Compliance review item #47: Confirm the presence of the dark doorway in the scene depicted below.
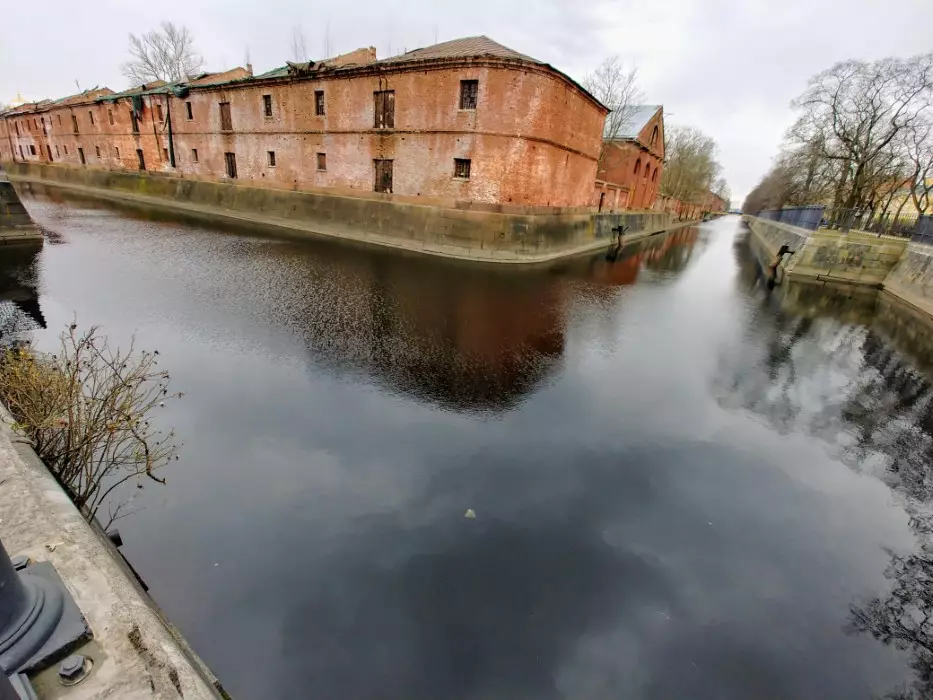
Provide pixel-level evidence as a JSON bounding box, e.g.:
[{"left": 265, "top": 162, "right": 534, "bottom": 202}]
[{"left": 136, "top": 149, "right": 145, "bottom": 171}]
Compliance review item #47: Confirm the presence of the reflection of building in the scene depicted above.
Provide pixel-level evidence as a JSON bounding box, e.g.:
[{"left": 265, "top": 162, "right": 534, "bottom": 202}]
[
  {"left": 261, "top": 241, "right": 567, "bottom": 412},
  {"left": 581, "top": 227, "right": 699, "bottom": 287}
]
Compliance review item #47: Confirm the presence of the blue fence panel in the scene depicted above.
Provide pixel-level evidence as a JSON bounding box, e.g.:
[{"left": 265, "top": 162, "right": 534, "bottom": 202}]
[{"left": 757, "top": 206, "right": 824, "bottom": 231}]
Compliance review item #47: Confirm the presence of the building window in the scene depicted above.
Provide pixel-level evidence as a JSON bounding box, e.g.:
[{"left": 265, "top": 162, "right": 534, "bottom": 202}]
[
  {"left": 108, "top": 110, "right": 114, "bottom": 126},
  {"left": 650, "top": 126, "right": 659, "bottom": 147},
  {"left": 78, "top": 147, "right": 86, "bottom": 165},
  {"left": 224, "top": 152, "right": 238, "bottom": 178},
  {"left": 115, "top": 147, "right": 120, "bottom": 159},
  {"left": 315, "top": 91, "right": 325, "bottom": 116},
  {"left": 634, "top": 159, "right": 641, "bottom": 176},
  {"left": 56, "top": 145, "right": 60, "bottom": 157},
  {"left": 373, "top": 90, "right": 395, "bottom": 129},
  {"left": 137, "top": 149, "right": 145, "bottom": 170},
  {"left": 163, "top": 147, "right": 169, "bottom": 161},
  {"left": 316, "top": 152, "right": 326, "bottom": 171},
  {"left": 88, "top": 110, "right": 94, "bottom": 125},
  {"left": 459, "top": 80, "right": 478, "bottom": 110},
  {"left": 130, "top": 110, "right": 139, "bottom": 134},
  {"left": 374, "top": 158, "right": 393, "bottom": 193},
  {"left": 57, "top": 115, "right": 62, "bottom": 126},
  {"left": 72, "top": 114, "right": 79, "bottom": 133},
  {"left": 64, "top": 145, "right": 68, "bottom": 155},
  {"left": 186, "top": 102, "right": 193, "bottom": 120},
  {"left": 47, "top": 145, "right": 53, "bottom": 161},
  {"left": 265, "top": 150, "right": 276, "bottom": 167},
  {"left": 653, "top": 169, "right": 658, "bottom": 183},
  {"left": 191, "top": 148, "right": 198, "bottom": 162},
  {"left": 263, "top": 94, "right": 273, "bottom": 117},
  {"left": 156, "top": 103, "right": 164, "bottom": 122},
  {"left": 18, "top": 146, "right": 23, "bottom": 159},
  {"left": 644, "top": 164, "right": 650, "bottom": 180},
  {"left": 95, "top": 146, "right": 101, "bottom": 157},
  {"left": 29, "top": 145, "right": 36, "bottom": 156},
  {"left": 219, "top": 102, "right": 232, "bottom": 131},
  {"left": 13, "top": 122, "right": 18, "bottom": 136},
  {"left": 454, "top": 158, "right": 471, "bottom": 179}
]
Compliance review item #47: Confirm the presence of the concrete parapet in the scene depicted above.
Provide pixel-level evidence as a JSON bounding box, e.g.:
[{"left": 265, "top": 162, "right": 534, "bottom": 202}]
[
  {"left": 7, "top": 162, "right": 695, "bottom": 264},
  {"left": 0, "top": 406, "right": 228, "bottom": 699},
  {"left": 0, "top": 173, "right": 43, "bottom": 246}
]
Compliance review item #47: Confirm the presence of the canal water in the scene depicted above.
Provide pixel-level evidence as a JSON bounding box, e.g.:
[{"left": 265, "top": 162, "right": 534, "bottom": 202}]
[{"left": 3, "top": 190, "right": 933, "bottom": 699}]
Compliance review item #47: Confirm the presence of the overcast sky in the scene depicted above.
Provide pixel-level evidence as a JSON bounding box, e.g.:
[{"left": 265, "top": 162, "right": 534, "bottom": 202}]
[{"left": 2, "top": 0, "right": 932, "bottom": 202}]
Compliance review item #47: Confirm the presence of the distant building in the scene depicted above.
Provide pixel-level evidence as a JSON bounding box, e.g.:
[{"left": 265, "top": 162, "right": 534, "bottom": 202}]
[
  {"left": 593, "top": 105, "right": 665, "bottom": 212},
  {"left": 0, "top": 37, "right": 609, "bottom": 210}
]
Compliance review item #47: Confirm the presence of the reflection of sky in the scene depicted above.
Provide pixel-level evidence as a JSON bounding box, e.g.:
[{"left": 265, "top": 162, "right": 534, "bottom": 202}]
[{"left": 9, "top": 195, "right": 927, "bottom": 699}]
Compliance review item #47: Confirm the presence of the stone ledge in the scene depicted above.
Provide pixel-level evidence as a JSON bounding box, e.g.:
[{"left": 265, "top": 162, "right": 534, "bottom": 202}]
[{"left": 0, "top": 405, "right": 228, "bottom": 700}]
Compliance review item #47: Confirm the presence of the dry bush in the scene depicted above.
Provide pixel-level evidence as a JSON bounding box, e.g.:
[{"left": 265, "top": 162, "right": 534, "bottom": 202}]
[{"left": 0, "top": 323, "right": 181, "bottom": 527}]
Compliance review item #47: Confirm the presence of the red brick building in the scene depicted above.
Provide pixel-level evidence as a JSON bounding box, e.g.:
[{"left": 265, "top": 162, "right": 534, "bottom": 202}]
[
  {"left": 1, "top": 37, "right": 608, "bottom": 210},
  {"left": 593, "top": 105, "right": 664, "bottom": 212}
]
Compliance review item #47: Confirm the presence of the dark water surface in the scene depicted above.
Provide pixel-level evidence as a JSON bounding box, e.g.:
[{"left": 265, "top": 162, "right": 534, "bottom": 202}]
[{"left": 4, "top": 191, "right": 933, "bottom": 699}]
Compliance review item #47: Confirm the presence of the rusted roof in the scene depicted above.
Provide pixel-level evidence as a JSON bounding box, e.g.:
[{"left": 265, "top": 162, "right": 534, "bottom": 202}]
[{"left": 379, "top": 36, "right": 542, "bottom": 65}]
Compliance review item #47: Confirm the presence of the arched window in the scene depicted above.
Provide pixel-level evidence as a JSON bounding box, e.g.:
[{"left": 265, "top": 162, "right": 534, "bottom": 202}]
[
  {"left": 650, "top": 126, "right": 659, "bottom": 147},
  {"left": 652, "top": 168, "right": 658, "bottom": 183},
  {"left": 634, "top": 159, "right": 641, "bottom": 176},
  {"left": 644, "top": 164, "right": 651, "bottom": 180}
]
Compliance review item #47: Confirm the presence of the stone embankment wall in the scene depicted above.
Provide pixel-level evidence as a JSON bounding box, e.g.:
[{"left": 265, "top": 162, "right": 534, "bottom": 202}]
[
  {"left": 9, "top": 161, "right": 693, "bottom": 264},
  {"left": 745, "top": 215, "right": 933, "bottom": 322},
  {"left": 0, "top": 169, "right": 42, "bottom": 245}
]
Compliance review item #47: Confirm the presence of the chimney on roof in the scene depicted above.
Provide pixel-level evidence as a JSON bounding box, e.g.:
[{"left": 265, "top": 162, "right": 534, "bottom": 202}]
[{"left": 246, "top": 63, "right": 253, "bottom": 76}]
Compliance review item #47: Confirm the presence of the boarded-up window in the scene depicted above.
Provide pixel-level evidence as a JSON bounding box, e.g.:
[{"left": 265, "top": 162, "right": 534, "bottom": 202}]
[
  {"left": 267, "top": 151, "right": 276, "bottom": 166},
  {"left": 315, "top": 91, "right": 325, "bottom": 116},
  {"left": 459, "top": 80, "right": 478, "bottom": 109},
  {"left": 108, "top": 110, "right": 114, "bottom": 126},
  {"left": 78, "top": 148, "right": 85, "bottom": 164},
  {"left": 374, "top": 159, "right": 393, "bottom": 193},
  {"left": 156, "top": 104, "right": 164, "bottom": 122},
  {"left": 186, "top": 102, "right": 193, "bottom": 120},
  {"left": 225, "top": 152, "right": 237, "bottom": 179},
  {"left": 88, "top": 110, "right": 94, "bottom": 125},
  {"left": 72, "top": 114, "right": 79, "bottom": 133},
  {"left": 137, "top": 149, "right": 145, "bottom": 170},
  {"left": 454, "top": 158, "right": 471, "bottom": 179},
  {"left": 263, "top": 95, "right": 273, "bottom": 117},
  {"left": 219, "top": 102, "right": 232, "bottom": 131},
  {"left": 191, "top": 148, "right": 198, "bottom": 162},
  {"left": 317, "top": 152, "right": 326, "bottom": 171},
  {"left": 373, "top": 90, "right": 395, "bottom": 129},
  {"left": 130, "top": 110, "right": 139, "bottom": 134}
]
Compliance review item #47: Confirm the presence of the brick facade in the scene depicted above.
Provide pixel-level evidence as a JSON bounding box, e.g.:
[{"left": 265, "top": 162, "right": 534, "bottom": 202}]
[
  {"left": 595, "top": 106, "right": 664, "bottom": 212},
  {"left": 0, "top": 37, "right": 608, "bottom": 210}
]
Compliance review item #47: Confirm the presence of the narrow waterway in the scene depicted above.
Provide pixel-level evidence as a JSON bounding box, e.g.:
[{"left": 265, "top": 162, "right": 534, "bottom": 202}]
[{"left": 4, "top": 190, "right": 933, "bottom": 699}]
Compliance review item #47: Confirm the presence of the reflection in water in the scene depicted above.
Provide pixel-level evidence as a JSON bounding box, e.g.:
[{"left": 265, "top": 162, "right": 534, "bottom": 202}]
[
  {"left": 726, "top": 237, "right": 933, "bottom": 698},
  {"left": 567, "top": 227, "right": 699, "bottom": 287},
  {"left": 0, "top": 245, "right": 45, "bottom": 339}
]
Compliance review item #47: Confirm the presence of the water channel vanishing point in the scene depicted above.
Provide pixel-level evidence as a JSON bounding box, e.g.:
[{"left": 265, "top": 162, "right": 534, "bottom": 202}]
[{"left": 3, "top": 190, "right": 933, "bottom": 699}]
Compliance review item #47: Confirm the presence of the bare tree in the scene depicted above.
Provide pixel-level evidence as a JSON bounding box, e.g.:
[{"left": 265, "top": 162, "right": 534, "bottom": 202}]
[
  {"left": 661, "top": 125, "right": 723, "bottom": 203},
  {"left": 582, "top": 56, "right": 643, "bottom": 140},
  {"left": 907, "top": 115, "right": 933, "bottom": 215},
  {"left": 291, "top": 24, "right": 309, "bottom": 63},
  {"left": 122, "top": 21, "right": 204, "bottom": 86}
]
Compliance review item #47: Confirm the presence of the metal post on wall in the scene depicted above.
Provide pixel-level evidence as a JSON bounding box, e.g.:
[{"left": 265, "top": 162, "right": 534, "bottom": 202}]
[{"left": 0, "top": 536, "right": 89, "bottom": 677}]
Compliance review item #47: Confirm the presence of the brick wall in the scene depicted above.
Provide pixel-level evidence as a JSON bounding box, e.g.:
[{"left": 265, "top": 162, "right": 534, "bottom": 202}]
[
  {"left": 1, "top": 58, "right": 607, "bottom": 209},
  {"left": 596, "top": 108, "right": 664, "bottom": 211}
]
